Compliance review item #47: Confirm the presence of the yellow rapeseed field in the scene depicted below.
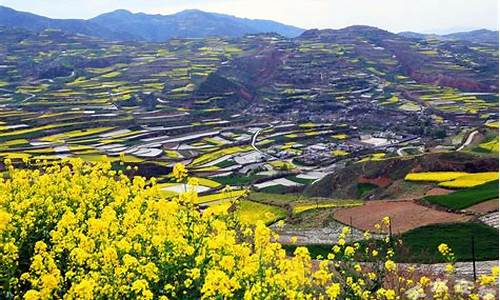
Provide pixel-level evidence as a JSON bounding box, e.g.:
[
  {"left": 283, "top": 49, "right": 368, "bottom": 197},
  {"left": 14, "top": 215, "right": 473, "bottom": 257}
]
[
  {"left": 406, "top": 171, "right": 498, "bottom": 188},
  {"left": 404, "top": 172, "right": 469, "bottom": 182},
  {"left": 0, "top": 160, "right": 497, "bottom": 299},
  {"left": 438, "top": 172, "right": 499, "bottom": 188}
]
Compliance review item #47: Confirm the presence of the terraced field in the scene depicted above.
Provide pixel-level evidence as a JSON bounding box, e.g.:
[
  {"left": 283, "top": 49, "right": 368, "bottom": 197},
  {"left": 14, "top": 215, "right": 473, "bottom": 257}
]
[{"left": 0, "top": 25, "right": 497, "bottom": 265}]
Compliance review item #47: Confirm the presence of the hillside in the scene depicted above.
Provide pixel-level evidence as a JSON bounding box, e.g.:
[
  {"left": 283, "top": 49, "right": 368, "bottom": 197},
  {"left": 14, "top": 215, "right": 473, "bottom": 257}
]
[
  {"left": 0, "top": 5, "right": 304, "bottom": 41},
  {"left": 306, "top": 152, "right": 499, "bottom": 199},
  {"left": 399, "top": 29, "right": 499, "bottom": 44}
]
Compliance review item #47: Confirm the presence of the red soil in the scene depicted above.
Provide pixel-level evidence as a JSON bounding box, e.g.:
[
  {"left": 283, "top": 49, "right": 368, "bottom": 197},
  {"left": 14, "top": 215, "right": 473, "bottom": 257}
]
[
  {"left": 358, "top": 176, "right": 393, "bottom": 188},
  {"left": 334, "top": 199, "right": 472, "bottom": 234},
  {"left": 424, "top": 188, "right": 452, "bottom": 196},
  {"left": 465, "top": 199, "right": 499, "bottom": 214}
]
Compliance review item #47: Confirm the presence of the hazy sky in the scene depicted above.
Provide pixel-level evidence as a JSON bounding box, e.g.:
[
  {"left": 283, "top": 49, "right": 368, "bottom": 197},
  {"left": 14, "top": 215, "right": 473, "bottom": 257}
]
[{"left": 0, "top": 0, "right": 498, "bottom": 34}]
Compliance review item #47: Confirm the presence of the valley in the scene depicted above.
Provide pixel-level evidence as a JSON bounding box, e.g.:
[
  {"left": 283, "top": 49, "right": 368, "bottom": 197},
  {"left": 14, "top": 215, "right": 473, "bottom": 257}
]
[{"left": 0, "top": 23, "right": 498, "bottom": 265}]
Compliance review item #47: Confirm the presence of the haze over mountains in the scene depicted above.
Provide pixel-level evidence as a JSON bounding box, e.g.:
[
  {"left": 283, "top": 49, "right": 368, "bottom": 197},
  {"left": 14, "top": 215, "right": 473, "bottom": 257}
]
[
  {"left": 0, "top": 5, "right": 304, "bottom": 41},
  {"left": 0, "top": 4, "right": 498, "bottom": 44},
  {"left": 399, "top": 29, "right": 499, "bottom": 44}
]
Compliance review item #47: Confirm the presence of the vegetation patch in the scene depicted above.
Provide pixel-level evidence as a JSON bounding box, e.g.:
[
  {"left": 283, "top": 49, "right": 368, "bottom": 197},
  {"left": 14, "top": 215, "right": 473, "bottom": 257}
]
[
  {"left": 424, "top": 180, "right": 499, "bottom": 210},
  {"left": 406, "top": 171, "right": 498, "bottom": 188},
  {"left": 397, "top": 222, "right": 499, "bottom": 263}
]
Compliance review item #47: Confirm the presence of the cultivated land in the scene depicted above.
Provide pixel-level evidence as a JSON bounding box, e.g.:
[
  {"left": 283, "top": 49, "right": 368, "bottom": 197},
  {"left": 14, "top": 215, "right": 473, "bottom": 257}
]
[
  {"left": 333, "top": 199, "right": 473, "bottom": 234},
  {"left": 0, "top": 24, "right": 498, "bottom": 264}
]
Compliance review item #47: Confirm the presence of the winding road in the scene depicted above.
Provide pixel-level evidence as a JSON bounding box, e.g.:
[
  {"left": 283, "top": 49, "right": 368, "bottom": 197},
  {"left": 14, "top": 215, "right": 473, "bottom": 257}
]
[
  {"left": 251, "top": 125, "right": 277, "bottom": 159},
  {"left": 457, "top": 130, "right": 479, "bottom": 152}
]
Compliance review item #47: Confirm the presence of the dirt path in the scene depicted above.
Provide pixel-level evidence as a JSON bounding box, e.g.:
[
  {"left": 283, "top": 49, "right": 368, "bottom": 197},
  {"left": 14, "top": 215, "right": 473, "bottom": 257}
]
[
  {"left": 457, "top": 130, "right": 479, "bottom": 151},
  {"left": 402, "top": 260, "right": 498, "bottom": 279}
]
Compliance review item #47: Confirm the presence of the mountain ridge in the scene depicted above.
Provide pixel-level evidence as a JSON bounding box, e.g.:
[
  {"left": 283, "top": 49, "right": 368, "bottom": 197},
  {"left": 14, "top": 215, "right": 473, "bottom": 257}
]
[
  {"left": 399, "top": 28, "right": 498, "bottom": 44},
  {"left": 0, "top": 5, "right": 497, "bottom": 44},
  {"left": 0, "top": 5, "right": 304, "bottom": 41}
]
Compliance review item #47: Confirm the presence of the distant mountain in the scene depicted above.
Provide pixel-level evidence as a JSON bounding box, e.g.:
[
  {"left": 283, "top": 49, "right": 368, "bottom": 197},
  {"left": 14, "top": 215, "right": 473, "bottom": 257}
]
[
  {"left": 0, "top": 5, "right": 304, "bottom": 41},
  {"left": 399, "top": 29, "right": 498, "bottom": 44},
  {"left": 90, "top": 9, "right": 304, "bottom": 40},
  {"left": 443, "top": 29, "right": 499, "bottom": 44},
  {"left": 0, "top": 5, "right": 135, "bottom": 40}
]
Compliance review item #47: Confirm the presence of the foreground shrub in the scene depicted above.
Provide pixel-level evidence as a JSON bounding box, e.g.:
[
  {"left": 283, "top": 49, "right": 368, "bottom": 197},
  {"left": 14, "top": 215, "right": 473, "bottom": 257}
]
[{"left": 0, "top": 160, "right": 498, "bottom": 299}]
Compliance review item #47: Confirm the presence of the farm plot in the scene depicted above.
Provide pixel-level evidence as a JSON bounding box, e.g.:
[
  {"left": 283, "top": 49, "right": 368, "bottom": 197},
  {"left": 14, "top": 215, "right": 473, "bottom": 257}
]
[
  {"left": 397, "top": 223, "right": 499, "bottom": 262},
  {"left": 253, "top": 178, "right": 303, "bottom": 190},
  {"left": 334, "top": 200, "right": 472, "bottom": 234},
  {"left": 208, "top": 200, "right": 286, "bottom": 225},
  {"left": 424, "top": 180, "right": 498, "bottom": 210},
  {"left": 405, "top": 171, "right": 499, "bottom": 188}
]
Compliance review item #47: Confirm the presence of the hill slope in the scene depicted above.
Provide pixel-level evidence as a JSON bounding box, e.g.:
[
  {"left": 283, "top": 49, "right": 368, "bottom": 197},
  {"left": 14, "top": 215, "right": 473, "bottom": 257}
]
[
  {"left": 0, "top": 5, "right": 304, "bottom": 41},
  {"left": 306, "top": 152, "right": 498, "bottom": 200},
  {"left": 0, "top": 5, "right": 135, "bottom": 40},
  {"left": 399, "top": 29, "right": 498, "bottom": 44}
]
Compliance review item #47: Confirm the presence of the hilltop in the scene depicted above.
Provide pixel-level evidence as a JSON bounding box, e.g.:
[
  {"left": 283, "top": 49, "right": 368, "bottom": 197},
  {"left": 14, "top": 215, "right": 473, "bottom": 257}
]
[{"left": 0, "top": 5, "right": 304, "bottom": 41}]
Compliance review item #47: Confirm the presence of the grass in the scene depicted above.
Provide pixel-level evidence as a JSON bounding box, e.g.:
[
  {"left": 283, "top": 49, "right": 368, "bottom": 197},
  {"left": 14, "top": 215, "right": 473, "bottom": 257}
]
[
  {"left": 247, "top": 192, "right": 302, "bottom": 206},
  {"left": 478, "top": 136, "right": 499, "bottom": 153},
  {"left": 424, "top": 180, "right": 498, "bottom": 210},
  {"left": 190, "top": 146, "right": 252, "bottom": 166},
  {"left": 191, "top": 177, "right": 221, "bottom": 188},
  {"left": 282, "top": 244, "right": 334, "bottom": 259},
  {"left": 259, "top": 185, "right": 298, "bottom": 194},
  {"left": 485, "top": 121, "right": 498, "bottom": 129},
  {"left": 331, "top": 133, "right": 348, "bottom": 140},
  {"left": 358, "top": 153, "right": 386, "bottom": 163},
  {"left": 286, "top": 176, "right": 315, "bottom": 185},
  {"left": 357, "top": 183, "right": 378, "bottom": 197},
  {"left": 196, "top": 190, "right": 246, "bottom": 204},
  {"left": 331, "top": 150, "right": 349, "bottom": 157},
  {"left": 247, "top": 192, "right": 362, "bottom": 214},
  {"left": 101, "top": 71, "right": 122, "bottom": 78},
  {"left": 214, "top": 159, "right": 237, "bottom": 168},
  {"left": 292, "top": 200, "right": 362, "bottom": 215},
  {"left": 283, "top": 222, "right": 499, "bottom": 263},
  {"left": 397, "top": 222, "right": 499, "bottom": 263},
  {"left": 40, "top": 127, "right": 116, "bottom": 142},
  {"left": 212, "top": 174, "right": 264, "bottom": 186},
  {"left": 269, "top": 160, "right": 295, "bottom": 170}
]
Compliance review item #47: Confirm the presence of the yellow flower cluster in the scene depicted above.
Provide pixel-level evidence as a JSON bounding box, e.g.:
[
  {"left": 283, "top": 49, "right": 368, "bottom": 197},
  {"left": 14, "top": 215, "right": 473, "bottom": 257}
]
[
  {"left": 0, "top": 160, "right": 498, "bottom": 299},
  {"left": 405, "top": 171, "right": 498, "bottom": 188}
]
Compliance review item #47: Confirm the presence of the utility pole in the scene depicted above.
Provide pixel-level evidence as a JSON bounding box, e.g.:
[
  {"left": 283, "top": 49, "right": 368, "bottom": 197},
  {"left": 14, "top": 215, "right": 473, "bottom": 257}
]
[{"left": 471, "top": 235, "right": 477, "bottom": 281}]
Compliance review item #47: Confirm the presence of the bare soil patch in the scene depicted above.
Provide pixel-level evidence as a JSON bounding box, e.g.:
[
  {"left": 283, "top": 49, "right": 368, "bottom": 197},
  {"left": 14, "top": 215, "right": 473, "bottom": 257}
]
[
  {"left": 334, "top": 200, "right": 472, "bottom": 234},
  {"left": 358, "top": 176, "right": 392, "bottom": 187},
  {"left": 465, "top": 199, "right": 499, "bottom": 214},
  {"left": 424, "top": 187, "right": 452, "bottom": 196}
]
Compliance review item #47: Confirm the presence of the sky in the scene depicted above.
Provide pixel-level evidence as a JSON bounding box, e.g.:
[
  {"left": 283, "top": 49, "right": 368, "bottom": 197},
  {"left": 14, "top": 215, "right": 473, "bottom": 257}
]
[{"left": 0, "top": 0, "right": 498, "bottom": 34}]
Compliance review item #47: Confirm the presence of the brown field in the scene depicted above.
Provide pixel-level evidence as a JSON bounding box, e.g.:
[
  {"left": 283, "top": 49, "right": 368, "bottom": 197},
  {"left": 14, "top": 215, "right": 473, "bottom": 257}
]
[
  {"left": 334, "top": 200, "right": 472, "bottom": 234},
  {"left": 466, "top": 199, "right": 499, "bottom": 214},
  {"left": 424, "top": 187, "right": 451, "bottom": 196}
]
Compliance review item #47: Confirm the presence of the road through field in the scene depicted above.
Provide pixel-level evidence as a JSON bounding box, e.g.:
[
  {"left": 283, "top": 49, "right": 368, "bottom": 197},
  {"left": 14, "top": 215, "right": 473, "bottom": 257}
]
[
  {"left": 457, "top": 130, "right": 479, "bottom": 151},
  {"left": 251, "top": 125, "right": 278, "bottom": 160}
]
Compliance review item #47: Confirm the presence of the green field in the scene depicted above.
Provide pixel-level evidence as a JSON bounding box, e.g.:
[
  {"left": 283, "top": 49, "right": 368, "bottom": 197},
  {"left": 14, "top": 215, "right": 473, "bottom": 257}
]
[
  {"left": 284, "top": 222, "right": 499, "bottom": 263},
  {"left": 212, "top": 174, "right": 264, "bottom": 186},
  {"left": 424, "top": 180, "right": 498, "bottom": 210},
  {"left": 397, "top": 222, "right": 499, "bottom": 262}
]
